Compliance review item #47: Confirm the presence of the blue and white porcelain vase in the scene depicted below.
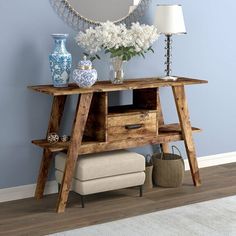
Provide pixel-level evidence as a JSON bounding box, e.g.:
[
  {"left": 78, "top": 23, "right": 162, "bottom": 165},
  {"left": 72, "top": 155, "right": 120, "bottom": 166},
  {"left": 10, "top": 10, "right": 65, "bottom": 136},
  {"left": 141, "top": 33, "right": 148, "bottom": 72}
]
[
  {"left": 73, "top": 56, "right": 98, "bottom": 88},
  {"left": 49, "top": 34, "right": 72, "bottom": 87}
]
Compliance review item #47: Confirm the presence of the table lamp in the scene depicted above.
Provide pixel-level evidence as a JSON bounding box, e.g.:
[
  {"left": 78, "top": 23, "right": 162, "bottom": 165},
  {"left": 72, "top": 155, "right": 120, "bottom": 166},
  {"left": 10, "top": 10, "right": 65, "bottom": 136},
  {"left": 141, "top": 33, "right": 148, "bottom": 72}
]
[{"left": 154, "top": 4, "right": 186, "bottom": 80}]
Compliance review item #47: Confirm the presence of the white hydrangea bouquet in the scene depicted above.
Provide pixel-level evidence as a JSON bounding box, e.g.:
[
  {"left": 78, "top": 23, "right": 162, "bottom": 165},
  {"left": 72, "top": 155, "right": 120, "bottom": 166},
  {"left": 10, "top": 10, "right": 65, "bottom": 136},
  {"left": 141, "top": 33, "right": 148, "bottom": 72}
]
[{"left": 75, "top": 21, "right": 159, "bottom": 84}]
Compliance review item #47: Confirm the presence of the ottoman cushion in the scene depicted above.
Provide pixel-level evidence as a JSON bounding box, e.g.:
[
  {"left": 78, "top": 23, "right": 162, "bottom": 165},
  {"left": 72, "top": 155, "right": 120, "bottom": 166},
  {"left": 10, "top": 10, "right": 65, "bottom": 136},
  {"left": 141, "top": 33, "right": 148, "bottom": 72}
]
[
  {"left": 55, "top": 150, "right": 145, "bottom": 181},
  {"left": 55, "top": 170, "right": 145, "bottom": 195}
]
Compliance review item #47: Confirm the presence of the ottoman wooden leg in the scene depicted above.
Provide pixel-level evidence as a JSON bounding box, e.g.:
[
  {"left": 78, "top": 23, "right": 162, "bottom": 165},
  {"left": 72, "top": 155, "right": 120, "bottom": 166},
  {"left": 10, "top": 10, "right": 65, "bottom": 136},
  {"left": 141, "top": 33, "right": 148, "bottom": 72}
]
[
  {"left": 80, "top": 195, "right": 85, "bottom": 208},
  {"left": 139, "top": 185, "right": 143, "bottom": 197}
]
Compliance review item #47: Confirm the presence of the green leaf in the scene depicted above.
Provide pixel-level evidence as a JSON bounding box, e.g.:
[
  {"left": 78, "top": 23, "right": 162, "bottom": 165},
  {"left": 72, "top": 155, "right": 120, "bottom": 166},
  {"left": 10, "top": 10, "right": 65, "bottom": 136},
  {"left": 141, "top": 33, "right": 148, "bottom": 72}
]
[
  {"left": 149, "top": 48, "right": 154, "bottom": 53},
  {"left": 141, "top": 52, "right": 145, "bottom": 59}
]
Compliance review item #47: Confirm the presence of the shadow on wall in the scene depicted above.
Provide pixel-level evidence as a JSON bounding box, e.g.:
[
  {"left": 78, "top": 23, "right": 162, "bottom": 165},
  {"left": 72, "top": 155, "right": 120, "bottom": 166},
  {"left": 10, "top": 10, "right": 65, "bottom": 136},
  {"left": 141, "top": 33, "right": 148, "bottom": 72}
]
[
  {"left": 10, "top": 41, "right": 45, "bottom": 86},
  {"left": 0, "top": 40, "right": 54, "bottom": 187}
]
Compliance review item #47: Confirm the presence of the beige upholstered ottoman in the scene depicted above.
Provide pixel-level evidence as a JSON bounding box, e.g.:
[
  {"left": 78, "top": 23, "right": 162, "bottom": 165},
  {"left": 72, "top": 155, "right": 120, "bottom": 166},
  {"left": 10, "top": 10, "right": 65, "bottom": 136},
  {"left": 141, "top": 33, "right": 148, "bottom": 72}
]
[{"left": 55, "top": 150, "right": 145, "bottom": 207}]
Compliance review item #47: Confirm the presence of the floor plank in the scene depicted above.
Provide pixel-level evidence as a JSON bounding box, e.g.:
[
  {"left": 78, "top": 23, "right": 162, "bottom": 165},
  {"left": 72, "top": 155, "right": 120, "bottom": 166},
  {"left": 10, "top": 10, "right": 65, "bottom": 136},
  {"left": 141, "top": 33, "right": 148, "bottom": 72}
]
[{"left": 1, "top": 163, "right": 236, "bottom": 236}]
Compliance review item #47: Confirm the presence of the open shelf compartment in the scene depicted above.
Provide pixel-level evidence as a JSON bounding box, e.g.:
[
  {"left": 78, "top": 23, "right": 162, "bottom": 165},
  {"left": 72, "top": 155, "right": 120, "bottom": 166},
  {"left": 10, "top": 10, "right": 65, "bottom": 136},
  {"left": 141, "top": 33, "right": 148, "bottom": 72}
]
[
  {"left": 32, "top": 123, "right": 201, "bottom": 154},
  {"left": 108, "top": 88, "right": 158, "bottom": 115}
]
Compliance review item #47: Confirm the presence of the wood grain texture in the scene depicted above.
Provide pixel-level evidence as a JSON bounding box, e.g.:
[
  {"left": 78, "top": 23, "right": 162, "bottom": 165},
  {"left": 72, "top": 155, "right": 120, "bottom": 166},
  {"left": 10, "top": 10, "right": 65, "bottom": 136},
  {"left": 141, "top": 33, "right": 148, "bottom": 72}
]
[
  {"left": 56, "top": 93, "right": 93, "bottom": 213},
  {"left": 0, "top": 163, "right": 235, "bottom": 236},
  {"left": 107, "top": 111, "right": 157, "bottom": 142},
  {"left": 28, "top": 77, "right": 208, "bottom": 96},
  {"left": 157, "top": 88, "right": 169, "bottom": 153},
  {"left": 84, "top": 92, "right": 107, "bottom": 142},
  {"left": 32, "top": 124, "right": 201, "bottom": 153},
  {"left": 133, "top": 88, "right": 159, "bottom": 136},
  {"left": 159, "top": 123, "right": 201, "bottom": 133},
  {"left": 172, "top": 85, "right": 201, "bottom": 187},
  {"left": 108, "top": 105, "right": 154, "bottom": 115},
  {"left": 35, "top": 96, "right": 67, "bottom": 199},
  {"left": 29, "top": 78, "right": 207, "bottom": 213}
]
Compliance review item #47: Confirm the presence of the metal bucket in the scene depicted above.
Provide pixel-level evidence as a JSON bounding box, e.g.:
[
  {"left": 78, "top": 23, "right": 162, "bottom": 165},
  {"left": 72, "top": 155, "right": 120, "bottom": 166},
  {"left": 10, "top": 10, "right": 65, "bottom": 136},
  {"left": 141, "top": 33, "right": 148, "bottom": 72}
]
[{"left": 152, "top": 146, "right": 185, "bottom": 188}]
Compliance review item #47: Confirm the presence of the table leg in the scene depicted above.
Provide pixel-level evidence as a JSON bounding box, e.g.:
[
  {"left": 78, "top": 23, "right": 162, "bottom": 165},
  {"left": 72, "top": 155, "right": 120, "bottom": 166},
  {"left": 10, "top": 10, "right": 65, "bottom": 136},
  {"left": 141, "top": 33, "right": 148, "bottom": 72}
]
[
  {"left": 35, "top": 96, "right": 67, "bottom": 199},
  {"left": 157, "top": 88, "right": 169, "bottom": 153},
  {"left": 56, "top": 93, "right": 93, "bottom": 213},
  {"left": 172, "top": 85, "right": 201, "bottom": 186}
]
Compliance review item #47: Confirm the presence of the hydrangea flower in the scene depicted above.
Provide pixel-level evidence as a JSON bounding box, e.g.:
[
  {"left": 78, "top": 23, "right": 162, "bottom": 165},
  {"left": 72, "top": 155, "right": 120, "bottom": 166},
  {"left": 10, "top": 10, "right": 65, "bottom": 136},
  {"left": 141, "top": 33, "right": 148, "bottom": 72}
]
[{"left": 75, "top": 21, "right": 159, "bottom": 61}]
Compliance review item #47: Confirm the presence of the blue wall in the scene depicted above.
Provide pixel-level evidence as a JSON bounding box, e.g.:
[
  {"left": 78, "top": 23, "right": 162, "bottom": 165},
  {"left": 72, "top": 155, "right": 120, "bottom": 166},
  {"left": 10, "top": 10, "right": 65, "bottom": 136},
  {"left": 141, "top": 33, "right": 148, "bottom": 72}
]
[{"left": 0, "top": 0, "right": 235, "bottom": 189}]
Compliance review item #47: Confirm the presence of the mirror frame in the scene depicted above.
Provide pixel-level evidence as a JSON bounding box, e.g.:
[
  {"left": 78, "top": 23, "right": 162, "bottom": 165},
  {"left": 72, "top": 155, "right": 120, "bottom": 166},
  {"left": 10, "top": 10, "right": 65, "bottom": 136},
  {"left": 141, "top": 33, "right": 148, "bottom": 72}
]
[{"left": 49, "top": 0, "right": 151, "bottom": 31}]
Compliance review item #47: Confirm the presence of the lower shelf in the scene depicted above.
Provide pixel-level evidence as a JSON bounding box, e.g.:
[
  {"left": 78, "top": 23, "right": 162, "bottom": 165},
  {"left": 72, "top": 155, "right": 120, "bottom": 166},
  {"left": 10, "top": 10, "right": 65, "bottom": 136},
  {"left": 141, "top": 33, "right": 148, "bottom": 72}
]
[{"left": 32, "top": 123, "right": 201, "bottom": 154}]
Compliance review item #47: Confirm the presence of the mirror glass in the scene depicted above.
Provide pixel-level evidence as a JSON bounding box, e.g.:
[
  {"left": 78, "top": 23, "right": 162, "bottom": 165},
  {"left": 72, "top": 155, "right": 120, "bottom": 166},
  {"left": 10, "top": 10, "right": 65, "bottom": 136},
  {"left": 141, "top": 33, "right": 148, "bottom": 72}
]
[{"left": 67, "top": 0, "right": 141, "bottom": 23}]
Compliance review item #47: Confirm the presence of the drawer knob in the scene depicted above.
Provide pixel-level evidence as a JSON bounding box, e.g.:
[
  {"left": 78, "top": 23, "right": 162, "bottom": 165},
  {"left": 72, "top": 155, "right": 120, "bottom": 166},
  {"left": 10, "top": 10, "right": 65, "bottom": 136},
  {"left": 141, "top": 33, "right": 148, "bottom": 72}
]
[{"left": 125, "top": 124, "right": 143, "bottom": 130}]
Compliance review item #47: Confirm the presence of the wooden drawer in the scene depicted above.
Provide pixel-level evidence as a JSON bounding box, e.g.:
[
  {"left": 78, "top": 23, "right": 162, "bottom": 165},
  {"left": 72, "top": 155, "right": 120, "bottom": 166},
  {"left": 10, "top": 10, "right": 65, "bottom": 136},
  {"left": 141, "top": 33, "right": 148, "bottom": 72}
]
[{"left": 107, "top": 111, "right": 157, "bottom": 142}]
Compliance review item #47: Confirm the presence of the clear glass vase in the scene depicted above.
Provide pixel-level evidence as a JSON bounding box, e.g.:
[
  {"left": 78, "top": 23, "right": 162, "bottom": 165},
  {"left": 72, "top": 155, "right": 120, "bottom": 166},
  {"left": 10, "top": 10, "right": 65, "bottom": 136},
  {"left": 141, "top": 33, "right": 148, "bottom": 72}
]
[{"left": 109, "top": 57, "right": 126, "bottom": 84}]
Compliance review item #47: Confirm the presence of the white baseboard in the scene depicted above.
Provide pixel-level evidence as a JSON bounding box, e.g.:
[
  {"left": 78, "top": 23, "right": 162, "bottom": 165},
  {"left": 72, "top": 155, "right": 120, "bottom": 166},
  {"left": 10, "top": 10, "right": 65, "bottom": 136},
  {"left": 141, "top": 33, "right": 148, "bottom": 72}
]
[
  {"left": 184, "top": 151, "right": 236, "bottom": 170},
  {"left": 0, "top": 151, "right": 236, "bottom": 203},
  {"left": 0, "top": 180, "right": 58, "bottom": 203}
]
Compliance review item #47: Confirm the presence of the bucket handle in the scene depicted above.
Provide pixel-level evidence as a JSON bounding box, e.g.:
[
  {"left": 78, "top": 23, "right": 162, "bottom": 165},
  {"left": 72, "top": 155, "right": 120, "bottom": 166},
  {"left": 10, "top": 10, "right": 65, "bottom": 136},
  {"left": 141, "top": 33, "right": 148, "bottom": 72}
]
[
  {"left": 159, "top": 145, "right": 182, "bottom": 159},
  {"left": 160, "top": 145, "right": 164, "bottom": 160},
  {"left": 171, "top": 145, "right": 182, "bottom": 157}
]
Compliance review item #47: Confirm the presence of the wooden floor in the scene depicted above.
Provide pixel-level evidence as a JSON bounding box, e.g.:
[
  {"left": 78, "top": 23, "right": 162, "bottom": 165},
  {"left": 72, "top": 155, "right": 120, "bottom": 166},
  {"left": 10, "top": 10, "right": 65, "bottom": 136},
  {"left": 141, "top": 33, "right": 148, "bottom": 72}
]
[{"left": 1, "top": 163, "right": 236, "bottom": 236}]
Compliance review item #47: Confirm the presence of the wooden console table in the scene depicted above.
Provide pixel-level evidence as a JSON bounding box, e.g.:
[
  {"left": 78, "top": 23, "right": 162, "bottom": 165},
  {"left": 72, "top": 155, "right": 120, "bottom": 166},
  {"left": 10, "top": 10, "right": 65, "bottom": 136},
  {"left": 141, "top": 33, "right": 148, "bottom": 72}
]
[{"left": 29, "top": 77, "right": 207, "bottom": 213}]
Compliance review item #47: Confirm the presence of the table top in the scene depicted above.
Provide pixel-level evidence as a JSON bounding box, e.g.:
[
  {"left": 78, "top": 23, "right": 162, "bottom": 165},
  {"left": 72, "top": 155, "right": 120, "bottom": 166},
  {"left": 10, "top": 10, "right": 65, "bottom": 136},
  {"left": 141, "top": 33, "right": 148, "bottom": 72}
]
[{"left": 28, "top": 77, "right": 208, "bottom": 96}]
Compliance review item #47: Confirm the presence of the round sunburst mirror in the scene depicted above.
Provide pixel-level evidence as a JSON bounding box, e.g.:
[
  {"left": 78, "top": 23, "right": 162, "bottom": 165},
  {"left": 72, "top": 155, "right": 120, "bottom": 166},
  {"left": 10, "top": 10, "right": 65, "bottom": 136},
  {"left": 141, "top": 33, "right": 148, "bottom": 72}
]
[{"left": 49, "top": 0, "right": 150, "bottom": 31}]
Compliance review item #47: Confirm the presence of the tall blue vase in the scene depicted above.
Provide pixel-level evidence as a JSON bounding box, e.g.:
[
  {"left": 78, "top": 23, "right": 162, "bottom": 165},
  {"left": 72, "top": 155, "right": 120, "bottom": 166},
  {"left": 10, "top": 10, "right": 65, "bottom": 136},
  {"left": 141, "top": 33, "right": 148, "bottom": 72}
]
[{"left": 49, "top": 34, "right": 72, "bottom": 87}]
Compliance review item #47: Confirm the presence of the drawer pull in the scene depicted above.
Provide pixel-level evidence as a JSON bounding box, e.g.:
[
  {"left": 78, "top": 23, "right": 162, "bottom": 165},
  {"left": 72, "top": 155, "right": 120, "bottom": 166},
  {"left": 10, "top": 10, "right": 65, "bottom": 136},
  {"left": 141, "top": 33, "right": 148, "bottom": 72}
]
[{"left": 125, "top": 124, "right": 143, "bottom": 130}]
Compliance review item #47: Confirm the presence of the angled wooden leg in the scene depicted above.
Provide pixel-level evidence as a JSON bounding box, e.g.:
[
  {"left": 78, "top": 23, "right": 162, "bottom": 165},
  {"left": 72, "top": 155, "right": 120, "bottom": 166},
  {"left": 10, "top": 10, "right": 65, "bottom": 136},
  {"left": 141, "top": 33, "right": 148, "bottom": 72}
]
[
  {"left": 35, "top": 96, "right": 67, "bottom": 199},
  {"left": 172, "top": 85, "right": 201, "bottom": 187},
  {"left": 157, "top": 88, "right": 169, "bottom": 153},
  {"left": 56, "top": 93, "right": 93, "bottom": 213}
]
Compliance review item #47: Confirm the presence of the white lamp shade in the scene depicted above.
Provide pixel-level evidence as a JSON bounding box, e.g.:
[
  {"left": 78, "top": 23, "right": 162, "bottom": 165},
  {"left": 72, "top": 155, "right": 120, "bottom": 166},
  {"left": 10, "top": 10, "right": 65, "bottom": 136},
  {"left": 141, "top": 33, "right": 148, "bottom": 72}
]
[{"left": 154, "top": 5, "right": 186, "bottom": 35}]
